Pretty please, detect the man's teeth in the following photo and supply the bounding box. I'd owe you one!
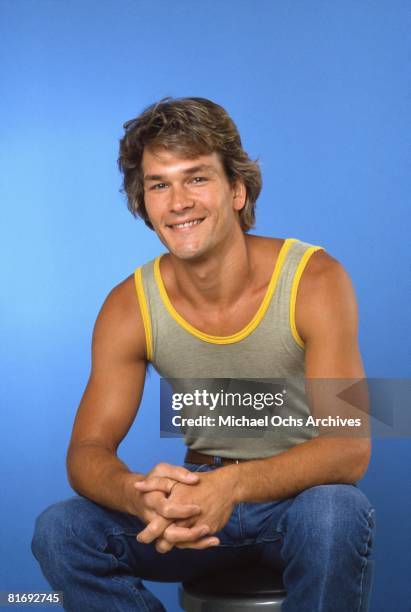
[172,219,202,229]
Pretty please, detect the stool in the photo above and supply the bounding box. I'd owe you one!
[179,566,286,611]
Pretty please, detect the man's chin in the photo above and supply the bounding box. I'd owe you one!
[169,249,205,261]
[167,243,209,262]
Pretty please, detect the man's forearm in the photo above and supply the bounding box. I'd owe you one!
[226,436,371,505]
[67,442,144,516]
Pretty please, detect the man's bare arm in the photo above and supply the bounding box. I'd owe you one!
[225,250,371,504]
[66,276,201,522]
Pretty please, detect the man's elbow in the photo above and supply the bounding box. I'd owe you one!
[66,443,81,490]
[65,440,95,491]
[345,438,372,482]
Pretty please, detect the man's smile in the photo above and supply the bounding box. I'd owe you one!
[166,217,206,231]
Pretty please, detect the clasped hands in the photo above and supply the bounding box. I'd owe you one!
[133,462,236,554]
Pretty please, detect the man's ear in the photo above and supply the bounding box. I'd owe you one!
[232,180,247,211]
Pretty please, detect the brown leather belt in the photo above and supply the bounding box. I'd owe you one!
[185,449,245,466]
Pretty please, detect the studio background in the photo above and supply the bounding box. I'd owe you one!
[1,1,410,610]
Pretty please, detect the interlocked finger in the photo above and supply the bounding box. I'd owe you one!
[137,514,170,544]
[163,523,211,544]
[155,534,220,553]
[135,477,177,495]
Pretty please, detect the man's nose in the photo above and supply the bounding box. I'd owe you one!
[169,184,195,213]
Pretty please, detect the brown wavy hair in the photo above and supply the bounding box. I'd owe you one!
[118,97,262,231]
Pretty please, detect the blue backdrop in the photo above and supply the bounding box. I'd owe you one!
[1,1,410,610]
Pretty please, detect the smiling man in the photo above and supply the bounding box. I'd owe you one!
[32,97,376,611]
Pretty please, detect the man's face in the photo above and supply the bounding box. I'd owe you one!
[142,147,245,261]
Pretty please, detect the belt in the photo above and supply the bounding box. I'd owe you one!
[185,449,246,466]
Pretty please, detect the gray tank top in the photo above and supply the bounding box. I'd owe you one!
[135,237,324,459]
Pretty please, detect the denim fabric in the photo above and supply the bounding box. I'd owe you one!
[31,463,376,611]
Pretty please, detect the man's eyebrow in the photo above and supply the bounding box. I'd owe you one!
[181,164,217,176]
[143,164,217,182]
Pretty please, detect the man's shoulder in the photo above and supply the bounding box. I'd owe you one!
[105,273,137,312]
[248,234,336,273]
[300,247,349,291]
[247,234,283,249]
[246,234,287,266]
[92,273,147,359]
[95,273,143,336]
[296,246,357,343]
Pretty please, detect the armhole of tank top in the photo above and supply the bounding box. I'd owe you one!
[134,267,153,362]
[289,246,325,349]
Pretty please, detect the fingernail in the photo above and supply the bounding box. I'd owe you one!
[185,473,198,480]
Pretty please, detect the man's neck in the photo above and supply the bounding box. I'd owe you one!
[165,232,255,309]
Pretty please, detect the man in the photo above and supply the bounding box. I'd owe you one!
[32,97,376,611]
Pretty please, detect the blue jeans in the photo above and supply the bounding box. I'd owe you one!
[31,463,376,611]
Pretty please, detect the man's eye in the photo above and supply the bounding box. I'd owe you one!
[152,183,167,190]
[191,176,207,184]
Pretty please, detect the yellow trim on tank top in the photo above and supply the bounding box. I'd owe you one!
[153,237,297,345]
[289,245,325,349]
[134,267,153,361]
